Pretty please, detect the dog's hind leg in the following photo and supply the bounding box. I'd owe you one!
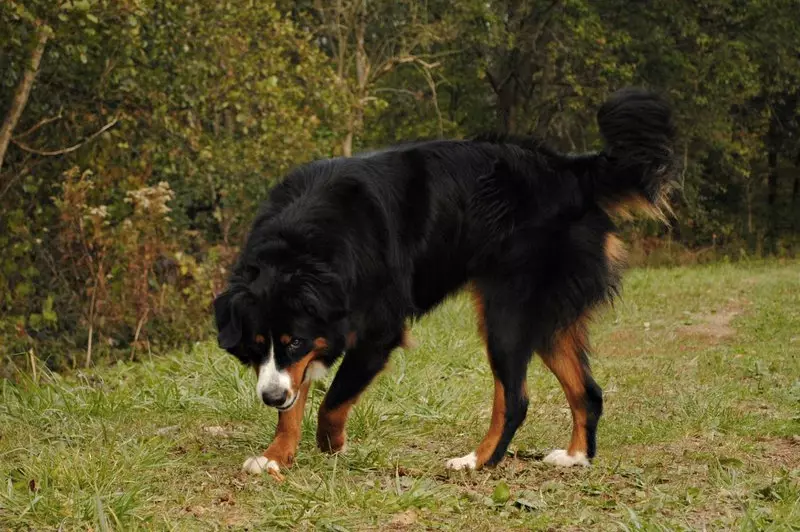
[446,285,534,470]
[539,316,603,467]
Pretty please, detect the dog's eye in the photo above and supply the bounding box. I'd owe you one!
[288,338,303,350]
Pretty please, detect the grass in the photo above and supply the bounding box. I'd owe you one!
[1,261,799,531]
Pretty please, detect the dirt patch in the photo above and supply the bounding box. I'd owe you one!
[202,425,232,437]
[386,509,418,529]
[677,301,748,341]
[599,329,640,357]
[755,435,800,470]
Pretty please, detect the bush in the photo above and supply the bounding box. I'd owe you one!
[0,2,344,377]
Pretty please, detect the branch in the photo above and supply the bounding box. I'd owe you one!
[485,69,500,95]
[11,117,119,157]
[0,23,50,172]
[13,114,62,139]
[371,55,418,83]
[530,0,564,46]
[373,87,421,98]
[417,63,444,138]
[0,167,26,202]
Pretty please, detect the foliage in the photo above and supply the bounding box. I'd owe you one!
[1,0,799,369]
[0,1,344,370]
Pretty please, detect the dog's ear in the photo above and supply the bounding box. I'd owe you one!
[213,288,258,350]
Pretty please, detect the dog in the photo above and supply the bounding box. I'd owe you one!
[214,88,677,478]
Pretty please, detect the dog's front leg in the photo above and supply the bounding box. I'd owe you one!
[242,380,311,480]
[317,334,399,454]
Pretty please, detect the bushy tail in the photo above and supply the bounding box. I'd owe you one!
[594,88,678,220]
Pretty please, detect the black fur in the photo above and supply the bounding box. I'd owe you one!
[215,89,677,465]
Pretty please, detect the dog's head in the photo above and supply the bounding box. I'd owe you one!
[214,244,349,411]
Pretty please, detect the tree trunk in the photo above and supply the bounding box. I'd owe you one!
[496,81,518,135]
[0,24,49,173]
[348,6,368,157]
[342,127,353,157]
[793,151,799,231]
[765,146,779,254]
[793,150,799,206]
[767,149,778,207]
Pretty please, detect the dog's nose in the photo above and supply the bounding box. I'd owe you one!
[261,389,290,408]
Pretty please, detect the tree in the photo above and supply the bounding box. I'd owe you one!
[292,0,459,154]
[0,4,50,174]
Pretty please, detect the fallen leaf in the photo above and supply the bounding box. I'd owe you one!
[514,496,545,512]
[491,481,510,504]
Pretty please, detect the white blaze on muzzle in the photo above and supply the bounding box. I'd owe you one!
[256,346,293,408]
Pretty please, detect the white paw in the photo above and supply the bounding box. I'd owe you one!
[446,451,477,471]
[242,456,280,475]
[542,449,590,467]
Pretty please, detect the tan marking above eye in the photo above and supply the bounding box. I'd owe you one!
[313,337,328,350]
[280,335,292,345]
[345,331,358,349]
[254,334,265,344]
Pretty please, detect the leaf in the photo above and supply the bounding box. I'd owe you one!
[73,0,91,12]
[514,496,545,512]
[41,296,57,324]
[491,481,510,504]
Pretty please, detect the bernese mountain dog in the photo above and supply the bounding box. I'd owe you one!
[214,89,677,478]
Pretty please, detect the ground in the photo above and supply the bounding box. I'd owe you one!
[1,261,799,531]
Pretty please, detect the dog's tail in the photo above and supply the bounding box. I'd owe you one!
[592,88,678,220]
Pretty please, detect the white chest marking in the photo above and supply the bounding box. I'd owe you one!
[304,360,329,382]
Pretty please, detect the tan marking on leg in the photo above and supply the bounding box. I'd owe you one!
[469,283,488,344]
[262,380,311,471]
[474,377,506,467]
[541,317,590,456]
[317,397,357,453]
[400,328,416,349]
[469,284,522,468]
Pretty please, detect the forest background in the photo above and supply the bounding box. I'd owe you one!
[2,0,799,373]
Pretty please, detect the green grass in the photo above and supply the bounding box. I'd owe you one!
[2,261,799,531]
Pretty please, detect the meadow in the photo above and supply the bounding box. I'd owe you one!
[1,261,798,530]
